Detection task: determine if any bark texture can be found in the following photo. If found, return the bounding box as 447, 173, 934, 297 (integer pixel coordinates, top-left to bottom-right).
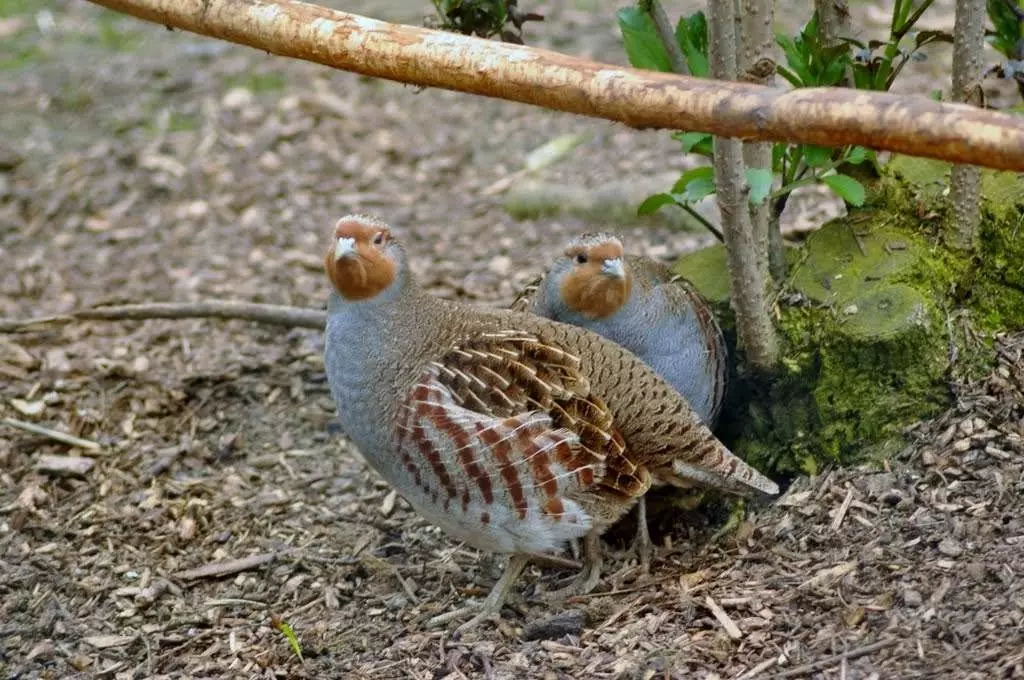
948, 0, 985, 250
710, 0, 778, 370
739, 0, 780, 282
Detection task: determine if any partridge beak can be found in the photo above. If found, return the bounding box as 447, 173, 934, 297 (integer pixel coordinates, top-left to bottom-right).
334, 237, 357, 261
601, 257, 626, 279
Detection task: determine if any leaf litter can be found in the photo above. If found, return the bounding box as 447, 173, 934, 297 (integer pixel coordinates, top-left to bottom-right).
1, 0, 1022, 678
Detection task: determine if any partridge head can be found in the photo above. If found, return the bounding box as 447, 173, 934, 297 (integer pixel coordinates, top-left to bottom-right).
511, 232, 728, 428
323, 216, 775, 635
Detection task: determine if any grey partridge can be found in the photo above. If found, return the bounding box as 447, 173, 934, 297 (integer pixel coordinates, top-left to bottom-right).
322, 215, 776, 635
511, 232, 730, 567
510, 232, 728, 427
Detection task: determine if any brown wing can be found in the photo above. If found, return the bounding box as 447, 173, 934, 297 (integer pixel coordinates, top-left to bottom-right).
504, 312, 777, 498
429, 329, 650, 501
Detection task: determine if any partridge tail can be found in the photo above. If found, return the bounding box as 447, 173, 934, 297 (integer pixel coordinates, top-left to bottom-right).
666, 438, 779, 497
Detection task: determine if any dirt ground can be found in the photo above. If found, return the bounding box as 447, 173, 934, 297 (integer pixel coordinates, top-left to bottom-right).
2, 1, 1023, 678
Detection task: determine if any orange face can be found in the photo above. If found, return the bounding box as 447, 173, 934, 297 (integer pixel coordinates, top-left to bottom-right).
323, 216, 397, 301
559, 239, 632, 319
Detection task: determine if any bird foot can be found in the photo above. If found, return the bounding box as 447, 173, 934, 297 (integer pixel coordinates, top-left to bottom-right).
427, 604, 502, 638
426, 554, 529, 638
546, 560, 602, 600
546, 531, 603, 599
630, 497, 654, 575
629, 529, 653, 576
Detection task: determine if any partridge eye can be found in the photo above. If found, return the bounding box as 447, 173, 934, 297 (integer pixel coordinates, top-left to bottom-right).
575, 253, 588, 264
372, 232, 386, 245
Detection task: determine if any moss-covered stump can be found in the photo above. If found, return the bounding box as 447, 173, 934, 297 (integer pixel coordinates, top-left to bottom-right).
674, 158, 1024, 476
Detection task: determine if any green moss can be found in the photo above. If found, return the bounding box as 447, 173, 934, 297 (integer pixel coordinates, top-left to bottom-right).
673, 157, 1024, 476
673, 243, 730, 304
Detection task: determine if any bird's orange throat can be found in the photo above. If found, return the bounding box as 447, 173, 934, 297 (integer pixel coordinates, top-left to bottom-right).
560, 267, 632, 320
324, 243, 397, 301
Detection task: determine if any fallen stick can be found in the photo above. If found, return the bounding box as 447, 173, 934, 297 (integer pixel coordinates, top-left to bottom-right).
174, 553, 278, 582
767, 638, 899, 679
704, 595, 743, 639
0, 301, 326, 334
83, 0, 1024, 171
2, 417, 102, 451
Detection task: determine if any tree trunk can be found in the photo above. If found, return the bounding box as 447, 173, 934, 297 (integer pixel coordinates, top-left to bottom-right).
814, 0, 850, 45
82, 0, 1024, 171
948, 0, 985, 250
739, 0, 781, 283
709, 0, 778, 370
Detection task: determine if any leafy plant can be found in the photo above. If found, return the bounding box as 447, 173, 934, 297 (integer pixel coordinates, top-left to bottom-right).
776, 14, 849, 88
618, 6, 881, 230
857, 0, 950, 92
986, 0, 1024, 98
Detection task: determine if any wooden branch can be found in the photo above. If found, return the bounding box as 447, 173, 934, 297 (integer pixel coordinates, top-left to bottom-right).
84, 0, 1024, 171
0, 301, 326, 333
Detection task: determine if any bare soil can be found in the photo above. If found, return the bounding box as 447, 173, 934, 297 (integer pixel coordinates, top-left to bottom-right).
2, 1, 1023, 678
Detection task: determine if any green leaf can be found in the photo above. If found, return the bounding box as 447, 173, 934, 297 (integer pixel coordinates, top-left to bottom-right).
672, 166, 715, 193
273, 617, 304, 661
822, 173, 866, 206
675, 11, 710, 77
746, 168, 773, 205
673, 131, 713, 155
617, 7, 672, 72
678, 177, 716, 203
771, 143, 788, 173
775, 65, 805, 88
803, 145, 833, 168
637, 192, 677, 216
987, 0, 1024, 52
845, 146, 868, 165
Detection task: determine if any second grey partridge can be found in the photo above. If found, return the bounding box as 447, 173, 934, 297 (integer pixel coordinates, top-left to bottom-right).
511, 232, 730, 566
323, 215, 776, 635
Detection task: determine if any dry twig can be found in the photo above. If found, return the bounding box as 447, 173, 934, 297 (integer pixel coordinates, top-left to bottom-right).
2, 417, 101, 451
0, 301, 326, 333
830, 487, 855, 531
704, 595, 743, 639
174, 553, 278, 582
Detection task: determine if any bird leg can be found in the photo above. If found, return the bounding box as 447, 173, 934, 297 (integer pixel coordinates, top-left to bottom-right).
547, 530, 603, 598
428, 553, 529, 638
630, 496, 653, 574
